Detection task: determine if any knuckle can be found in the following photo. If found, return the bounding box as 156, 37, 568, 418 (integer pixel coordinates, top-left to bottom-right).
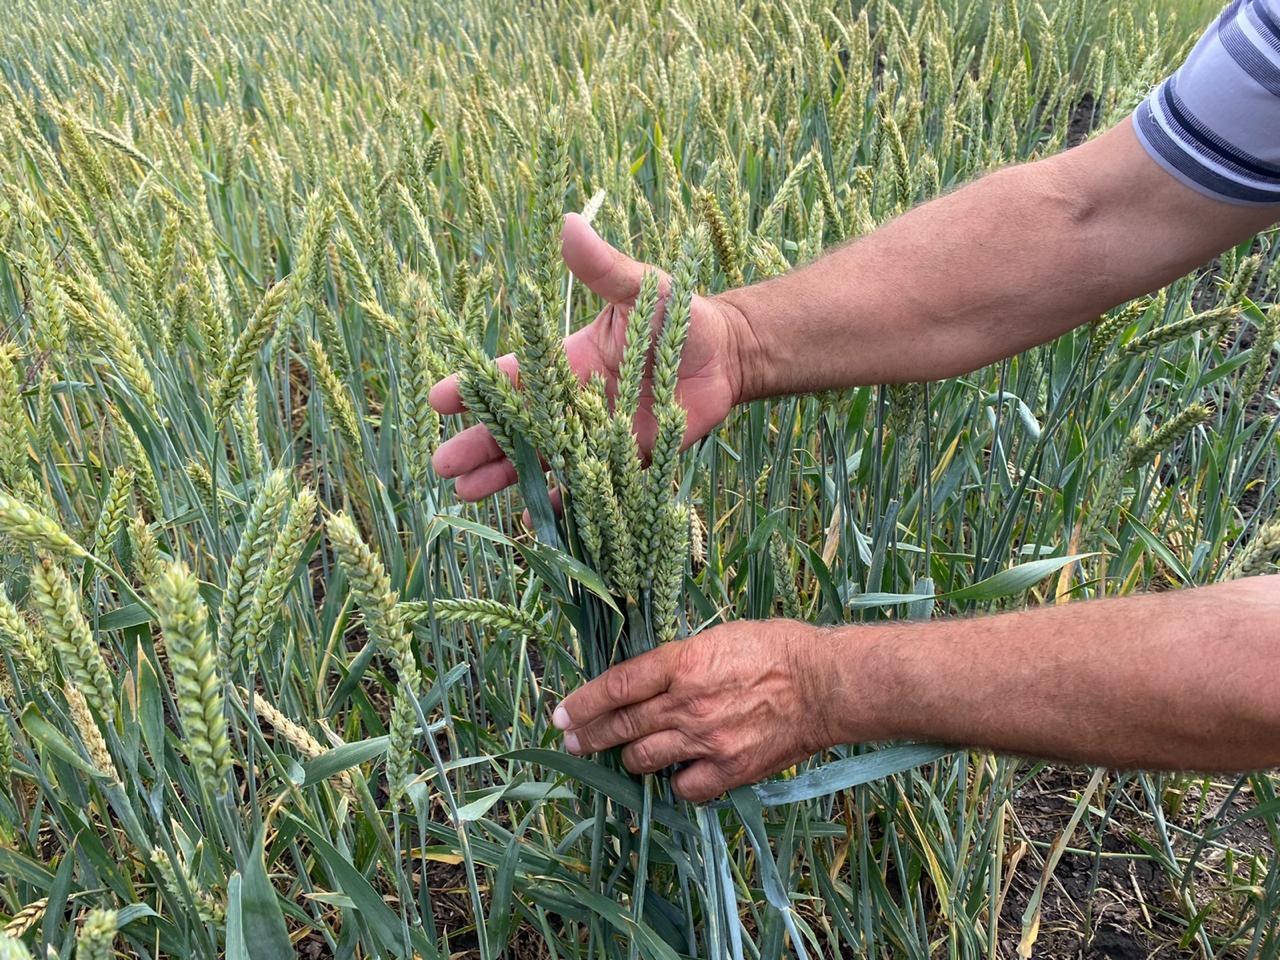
626, 741, 655, 772
686, 695, 715, 722
721, 751, 751, 781
604, 666, 631, 704
615, 708, 640, 742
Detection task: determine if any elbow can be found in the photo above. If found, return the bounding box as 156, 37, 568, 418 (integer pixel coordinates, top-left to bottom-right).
1031, 149, 1103, 231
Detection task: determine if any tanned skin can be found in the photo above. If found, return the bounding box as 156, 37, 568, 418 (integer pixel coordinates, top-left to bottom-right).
430, 117, 1280, 803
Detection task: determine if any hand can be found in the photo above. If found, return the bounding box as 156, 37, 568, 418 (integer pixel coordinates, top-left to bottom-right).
551, 620, 834, 803
428, 213, 752, 500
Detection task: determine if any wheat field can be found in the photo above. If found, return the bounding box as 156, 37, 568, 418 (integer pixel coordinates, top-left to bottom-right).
0, 0, 1276, 957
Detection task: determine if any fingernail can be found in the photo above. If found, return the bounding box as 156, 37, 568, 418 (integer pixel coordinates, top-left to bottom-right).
563, 731, 580, 753
552, 704, 571, 730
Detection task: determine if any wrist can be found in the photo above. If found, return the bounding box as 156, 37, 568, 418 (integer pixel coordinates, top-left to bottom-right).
712, 286, 773, 404
807, 622, 920, 746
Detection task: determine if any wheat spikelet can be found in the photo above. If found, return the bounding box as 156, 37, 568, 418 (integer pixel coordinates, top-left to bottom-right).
0, 345, 29, 488
1119, 403, 1210, 473
651, 503, 689, 644
154, 560, 232, 795
326, 511, 401, 653
231, 384, 264, 480
245, 689, 355, 798
1226, 253, 1262, 305
149, 847, 224, 924
645, 230, 703, 578
188, 258, 229, 371
615, 269, 660, 425
91, 467, 134, 561
304, 336, 361, 447
605, 414, 647, 595
2, 900, 45, 940
434, 314, 529, 464
385, 691, 416, 807
220, 470, 291, 666
0, 585, 44, 678
212, 279, 291, 423
1120, 305, 1235, 356
113, 412, 162, 520
62, 286, 160, 412
119, 241, 165, 347
1223, 521, 1280, 581
31, 559, 114, 717
128, 516, 163, 590
0, 710, 12, 782
85, 122, 152, 169
64, 684, 117, 782
400, 597, 545, 638
1238, 305, 1279, 404
770, 531, 803, 619
12, 191, 66, 356
694, 188, 743, 286
75, 908, 117, 960
57, 110, 111, 197
0, 932, 32, 960
398, 302, 443, 489
1088, 403, 1212, 541
242, 487, 316, 671
326, 511, 419, 801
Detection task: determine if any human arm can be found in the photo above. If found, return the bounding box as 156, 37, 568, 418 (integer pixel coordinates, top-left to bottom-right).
554, 576, 1280, 803
430, 118, 1278, 499
725, 117, 1279, 398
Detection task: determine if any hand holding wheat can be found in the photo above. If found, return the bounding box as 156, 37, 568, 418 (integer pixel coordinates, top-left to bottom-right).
429, 212, 751, 500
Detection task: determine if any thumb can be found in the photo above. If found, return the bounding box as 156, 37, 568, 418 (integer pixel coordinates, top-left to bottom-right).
562, 212, 651, 304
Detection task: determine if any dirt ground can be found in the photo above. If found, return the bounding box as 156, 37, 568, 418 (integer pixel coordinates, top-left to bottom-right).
998, 766, 1275, 959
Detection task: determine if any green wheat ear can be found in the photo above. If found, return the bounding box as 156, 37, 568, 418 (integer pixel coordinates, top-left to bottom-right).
220, 469, 291, 667
74, 909, 117, 960
30, 559, 114, 720
154, 560, 233, 796
1224, 521, 1280, 581
0, 494, 86, 559
0, 931, 33, 960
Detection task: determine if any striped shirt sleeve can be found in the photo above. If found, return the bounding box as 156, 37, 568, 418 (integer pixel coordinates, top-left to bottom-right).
1133, 0, 1280, 205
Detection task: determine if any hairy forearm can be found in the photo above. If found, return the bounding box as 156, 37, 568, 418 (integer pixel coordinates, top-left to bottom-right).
818, 577, 1280, 771
721, 120, 1276, 400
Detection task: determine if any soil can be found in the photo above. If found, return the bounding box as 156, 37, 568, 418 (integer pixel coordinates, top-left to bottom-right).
997, 765, 1275, 959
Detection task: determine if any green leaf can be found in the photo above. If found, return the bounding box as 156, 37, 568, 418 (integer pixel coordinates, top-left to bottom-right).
426, 514, 512, 547
729, 788, 809, 959
115, 903, 160, 929
512, 436, 562, 549
97, 602, 151, 631
1128, 515, 1192, 585
302, 736, 388, 787
849, 554, 1093, 608
290, 817, 430, 955
225, 873, 250, 960
751, 744, 954, 805
0, 848, 55, 888
505, 749, 695, 834
20, 705, 103, 777
942, 553, 1092, 602
516, 541, 621, 613
528, 878, 684, 960
237, 829, 293, 960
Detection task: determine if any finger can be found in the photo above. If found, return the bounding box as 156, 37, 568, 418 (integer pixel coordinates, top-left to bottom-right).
621, 729, 706, 774
454, 458, 519, 501
671, 760, 731, 804
553, 644, 679, 730
520, 486, 562, 529
431, 424, 505, 479
565, 694, 677, 756
562, 212, 649, 304
429, 354, 520, 415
